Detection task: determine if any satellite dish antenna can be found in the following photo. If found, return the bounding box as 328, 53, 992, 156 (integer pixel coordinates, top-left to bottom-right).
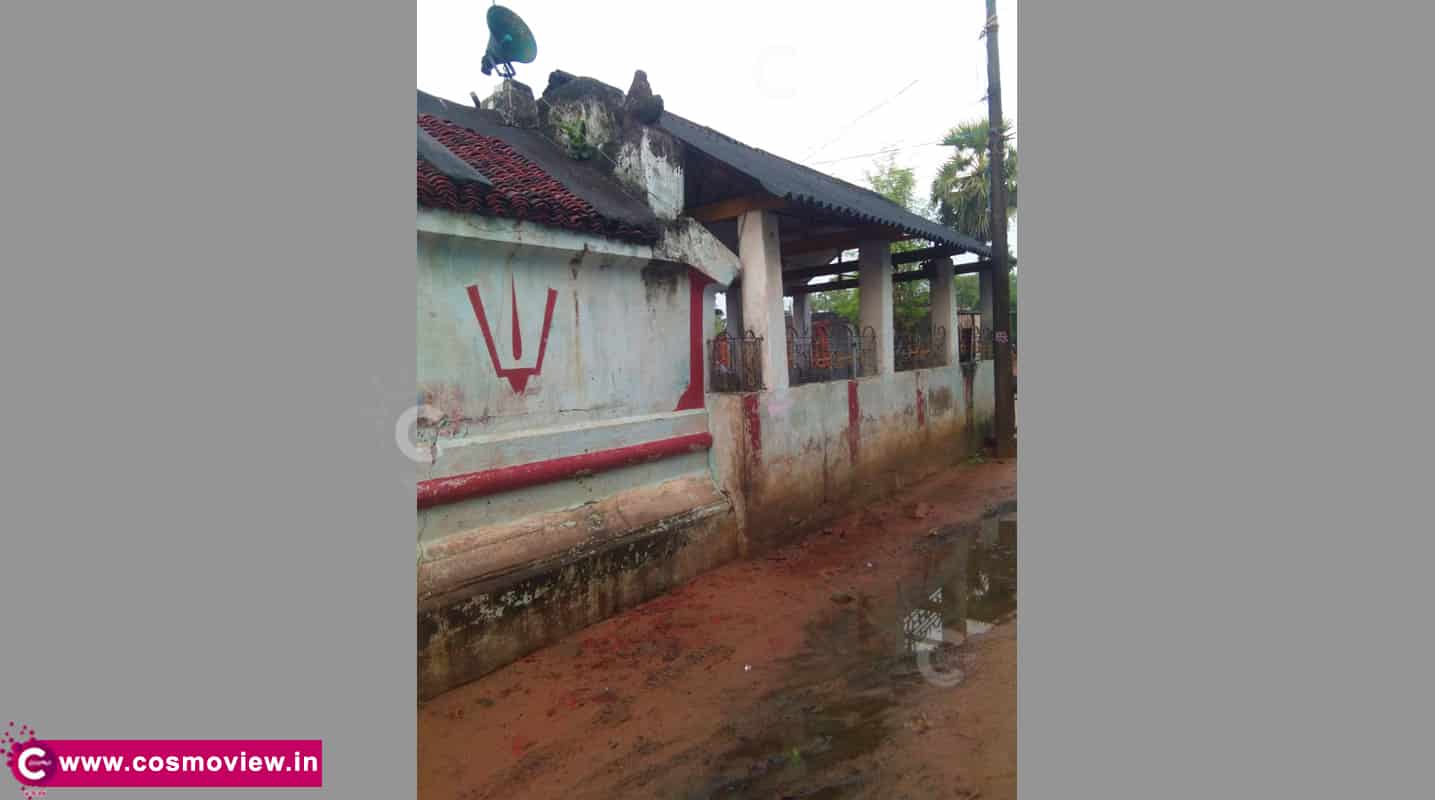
480, 4, 537, 80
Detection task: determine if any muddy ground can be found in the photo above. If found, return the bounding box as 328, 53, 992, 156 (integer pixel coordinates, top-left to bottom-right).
419, 459, 1017, 800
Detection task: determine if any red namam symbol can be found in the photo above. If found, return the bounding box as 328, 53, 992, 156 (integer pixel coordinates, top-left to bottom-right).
466, 276, 559, 394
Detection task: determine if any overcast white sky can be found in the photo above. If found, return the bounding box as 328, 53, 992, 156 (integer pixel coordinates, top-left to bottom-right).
418, 0, 1016, 253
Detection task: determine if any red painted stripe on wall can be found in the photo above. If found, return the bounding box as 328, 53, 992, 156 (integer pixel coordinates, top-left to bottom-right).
743, 393, 762, 459
417, 432, 714, 509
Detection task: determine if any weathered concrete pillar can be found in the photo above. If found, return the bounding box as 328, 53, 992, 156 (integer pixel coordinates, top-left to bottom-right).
929, 259, 958, 366
791, 292, 811, 336
725, 291, 744, 337
738, 210, 789, 391
978, 268, 994, 358
859, 240, 895, 376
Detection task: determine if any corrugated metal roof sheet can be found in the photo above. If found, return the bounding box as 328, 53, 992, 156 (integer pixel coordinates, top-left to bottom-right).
657, 111, 992, 258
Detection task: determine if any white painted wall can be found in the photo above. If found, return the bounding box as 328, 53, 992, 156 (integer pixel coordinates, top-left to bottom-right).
417, 212, 718, 547
417, 232, 697, 439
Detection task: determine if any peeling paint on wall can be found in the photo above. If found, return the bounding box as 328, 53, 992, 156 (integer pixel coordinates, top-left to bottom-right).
705, 366, 976, 552
416, 383, 479, 442
640, 261, 683, 305
616, 128, 684, 219
929, 385, 955, 416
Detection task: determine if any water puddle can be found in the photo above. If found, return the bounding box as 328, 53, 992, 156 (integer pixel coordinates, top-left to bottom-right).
686, 503, 1017, 799
900, 502, 1017, 663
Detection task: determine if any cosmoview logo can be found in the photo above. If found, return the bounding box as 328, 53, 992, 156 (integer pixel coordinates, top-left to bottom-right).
4, 724, 52, 799
14, 744, 53, 784
395, 404, 446, 464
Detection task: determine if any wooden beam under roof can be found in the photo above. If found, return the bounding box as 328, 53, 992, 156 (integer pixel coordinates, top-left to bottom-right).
780, 256, 902, 283
687, 194, 789, 222
737, 259, 991, 290
779, 226, 910, 257
786, 277, 858, 295
781, 260, 994, 295
893, 244, 964, 265
784, 272, 924, 295
779, 244, 997, 276
777, 257, 993, 286
780, 262, 861, 283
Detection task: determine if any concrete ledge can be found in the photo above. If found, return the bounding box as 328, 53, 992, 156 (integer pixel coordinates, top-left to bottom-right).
418, 432, 712, 509
418, 477, 739, 700
419, 474, 727, 596
418, 207, 654, 261
653, 217, 739, 285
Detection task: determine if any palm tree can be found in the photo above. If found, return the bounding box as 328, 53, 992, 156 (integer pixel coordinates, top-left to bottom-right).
930, 119, 1017, 247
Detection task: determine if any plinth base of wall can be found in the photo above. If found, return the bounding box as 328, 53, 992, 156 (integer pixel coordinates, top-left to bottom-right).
417, 476, 738, 701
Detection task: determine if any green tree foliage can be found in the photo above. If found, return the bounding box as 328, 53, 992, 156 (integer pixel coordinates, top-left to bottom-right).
866, 152, 921, 214
809, 279, 860, 324
933, 119, 1018, 321
955, 274, 980, 309
930, 119, 1017, 245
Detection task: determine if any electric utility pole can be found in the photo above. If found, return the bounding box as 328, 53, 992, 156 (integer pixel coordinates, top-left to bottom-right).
984, 0, 1016, 459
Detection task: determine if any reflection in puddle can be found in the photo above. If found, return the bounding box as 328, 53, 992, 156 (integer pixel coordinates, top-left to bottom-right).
900, 504, 1017, 665
903, 588, 994, 653
684, 504, 1017, 799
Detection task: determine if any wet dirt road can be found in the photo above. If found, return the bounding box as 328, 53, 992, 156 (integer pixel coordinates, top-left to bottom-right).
419, 460, 1016, 800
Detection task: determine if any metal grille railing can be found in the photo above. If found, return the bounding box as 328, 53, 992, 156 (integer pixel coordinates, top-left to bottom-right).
708, 331, 764, 392
958, 312, 979, 363
956, 312, 1018, 362
787, 322, 875, 386
974, 327, 1016, 361
971, 310, 1015, 362
977, 329, 996, 361
901, 587, 948, 652
895, 325, 947, 371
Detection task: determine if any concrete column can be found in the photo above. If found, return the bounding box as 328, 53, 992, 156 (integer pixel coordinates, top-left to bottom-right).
978, 268, 994, 360
791, 292, 811, 336
929, 259, 958, 366
725, 291, 743, 337
738, 210, 788, 391
858, 240, 895, 376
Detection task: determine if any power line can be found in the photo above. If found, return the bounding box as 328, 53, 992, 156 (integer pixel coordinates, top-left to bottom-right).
800, 78, 921, 162
820, 117, 1020, 163
808, 141, 947, 166
805, 119, 1018, 169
